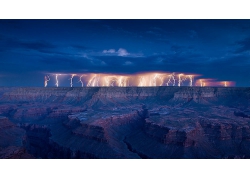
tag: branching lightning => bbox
[166,73,176,86]
[78,75,84,87]
[45,72,235,87]
[117,76,129,87]
[55,74,61,87]
[70,74,76,87]
[44,75,50,87]
[104,76,117,87]
[151,74,164,86]
[178,74,187,87]
[87,74,101,87]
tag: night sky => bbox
[0,19,250,87]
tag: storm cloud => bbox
[0,20,250,86]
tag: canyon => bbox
[0,87,250,158]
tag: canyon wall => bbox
[0,87,250,158]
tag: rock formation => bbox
[0,87,250,158]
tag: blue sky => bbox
[0,19,250,86]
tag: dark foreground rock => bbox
[0,87,250,158]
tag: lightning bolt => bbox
[47,72,234,88]
[87,74,100,87]
[96,76,100,86]
[109,77,116,87]
[166,75,171,86]
[138,76,146,87]
[103,76,108,86]
[158,75,164,86]
[55,74,61,87]
[104,76,117,87]
[152,74,157,86]
[117,77,123,87]
[178,74,186,87]
[178,74,182,87]
[79,75,84,87]
[111,80,115,86]
[187,75,193,87]
[117,76,128,87]
[151,74,164,86]
[87,74,96,87]
[44,75,50,87]
[199,79,205,87]
[70,74,76,87]
[166,73,176,86]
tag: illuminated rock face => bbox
[0,87,250,159]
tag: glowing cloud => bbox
[45,72,235,87]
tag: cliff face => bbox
[0,116,25,147]
[0,116,34,158]
[0,87,250,158]
[126,118,250,158]
[0,87,249,105]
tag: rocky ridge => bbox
[0,87,249,158]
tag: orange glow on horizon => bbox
[47,72,235,87]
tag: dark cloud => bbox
[70,45,89,50]
[0,36,55,52]
[170,45,186,53]
[20,41,56,51]
[235,37,250,53]
[0,36,81,56]
[1,20,250,86]
[40,57,87,72]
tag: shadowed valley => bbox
[0,87,250,158]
